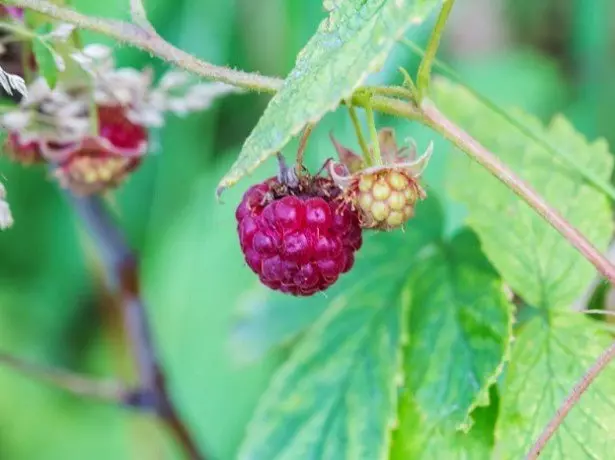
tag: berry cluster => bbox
[329,128,431,231]
[236,177,362,296]
[6,105,147,195]
[0,44,236,196]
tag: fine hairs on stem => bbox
[1,0,614,458]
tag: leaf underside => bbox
[217,0,443,195]
[434,78,614,309]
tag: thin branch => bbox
[526,341,615,459]
[5,0,283,93]
[347,105,371,164]
[364,96,381,165]
[70,195,204,460]
[0,351,133,404]
[420,101,615,287]
[296,124,314,172]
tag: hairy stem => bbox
[348,105,371,165]
[6,0,283,92]
[296,124,314,173]
[400,38,615,201]
[420,101,615,286]
[364,98,381,165]
[526,341,615,459]
[416,0,455,97]
[71,195,204,460]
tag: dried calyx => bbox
[1,44,238,195]
[328,128,432,230]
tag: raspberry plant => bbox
[0,1,614,459]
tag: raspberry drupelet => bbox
[236,175,362,296]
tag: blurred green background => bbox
[0,0,614,458]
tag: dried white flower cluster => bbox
[0,41,239,222]
[1,43,239,153]
[70,44,239,127]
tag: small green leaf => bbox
[32,30,61,89]
[434,79,614,309]
[217,0,443,194]
[238,277,408,460]
[495,312,615,459]
[392,230,513,458]
[392,398,498,459]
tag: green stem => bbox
[348,105,372,165]
[361,85,412,100]
[364,97,381,165]
[0,20,37,39]
[398,67,418,100]
[416,0,455,98]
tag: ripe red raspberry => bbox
[54,105,147,195]
[236,176,362,296]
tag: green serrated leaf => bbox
[238,277,408,460]
[434,79,614,309]
[32,26,60,89]
[392,397,498,459]
[217,0,443,194]
[392,230,513,458]
[494,312,615,459]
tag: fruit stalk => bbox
[364,97,382,166]
[347,105,371,164]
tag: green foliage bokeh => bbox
[1,0,615,459]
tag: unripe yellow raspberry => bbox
[328,127,432,231]
[349,168,425,230]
